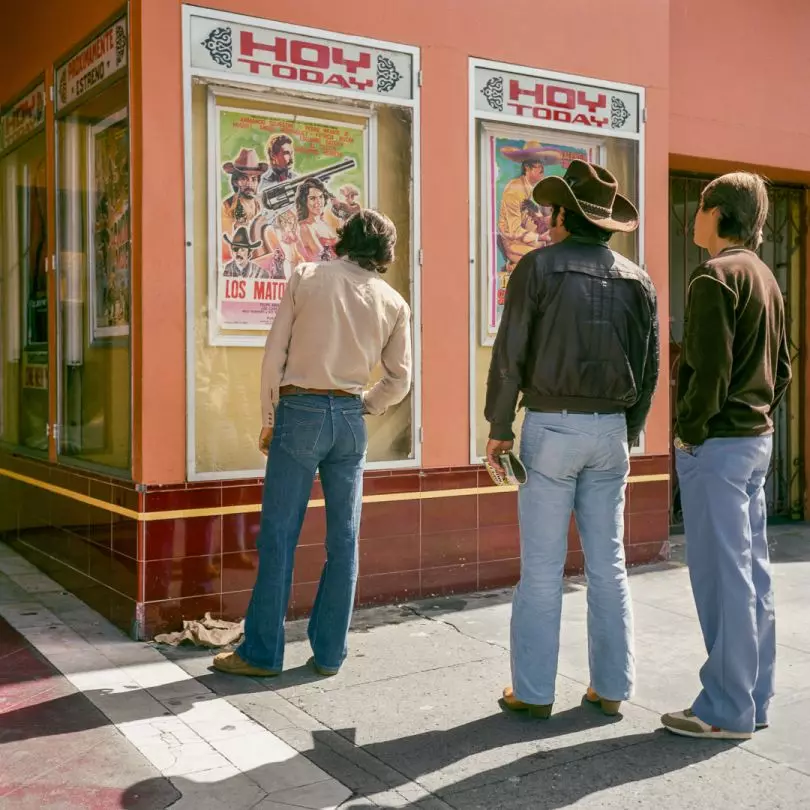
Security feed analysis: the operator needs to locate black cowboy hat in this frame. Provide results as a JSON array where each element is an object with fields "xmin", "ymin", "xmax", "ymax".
[
  {"xmin": 532, "ymin": 159, "xmax": 638, "ymax": 233},
  {"xmin": 223, "ymin": 226, "xmax": 261, "ymax": 250}
]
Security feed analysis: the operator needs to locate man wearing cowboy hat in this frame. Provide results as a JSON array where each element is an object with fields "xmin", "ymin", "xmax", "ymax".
[
  {"xmin": 497, "ymin": 142, "xmax": 561, "ymax": 270},
  {"xmin": 222, "ymin": 227, "xmax": 268, "ymax": 279},
  {"xmin": 486, "ymin": 159, "xmax": 659, "ymax": 721},
  {"xmin": 221, "ymin": 147, "xmax": 268, "ymax": 234}
]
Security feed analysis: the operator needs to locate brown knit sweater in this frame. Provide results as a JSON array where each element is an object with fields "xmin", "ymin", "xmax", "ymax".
[{"xmin": 676, "ymin": 247, "xmax": 792, "ymax": 446}]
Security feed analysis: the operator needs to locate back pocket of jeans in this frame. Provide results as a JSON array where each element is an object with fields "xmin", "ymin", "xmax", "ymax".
[
  {"xmin": 527, "ymin": 426, "xmax": 580, "ymax": 478},
  {"xmin": 280, "ymin": 402, "xmax": 326, "ymax": 457},
  {"xmin": 341, "ymin": 409, "xmax": 368, "ymax": 456}
]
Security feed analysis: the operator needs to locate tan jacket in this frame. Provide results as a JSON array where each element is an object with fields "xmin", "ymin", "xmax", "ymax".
[{"xmin": 260, "ymin": 259, "xmax": 412, "ymax": 428}]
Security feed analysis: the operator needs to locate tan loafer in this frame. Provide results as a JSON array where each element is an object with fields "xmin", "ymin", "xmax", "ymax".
[
  {"xmin": 501, "ymin": 686, "xmax": 553, "ymax": 719},
  {"xmin": 585, "ymin": 687, "xmax": 622, "ymax": 716},
  {"xmin": 307, "ymin": 657, "xmax": 340, "ymax": 677},
  {"xmin": 212, "ymin": 651, "xmax": 280, "ymax": 677}
]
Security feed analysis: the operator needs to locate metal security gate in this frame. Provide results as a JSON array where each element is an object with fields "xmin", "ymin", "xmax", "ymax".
[{"xmin": 669, "ymin": 173, "xmax": 805, "ymax": 523}]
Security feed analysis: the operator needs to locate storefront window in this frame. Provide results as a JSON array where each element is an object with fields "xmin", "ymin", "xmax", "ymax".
[
  {"xmin": 55, "ymin": 17, "xmax": 131, "ymax": 472},
  {"xmin": 0, "ymin": 83, "xmax": 49, "ymax": 454},
  {"xmin": 185, "ymin": 10, "xmax": 420, "ymax": 478},
  {"xmin": 470, "ymin": 62, "xmax": 644, "ymax": 460}
]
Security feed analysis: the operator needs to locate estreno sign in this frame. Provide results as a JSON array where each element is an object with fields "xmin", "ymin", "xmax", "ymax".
[
  {"xmin": 55, "ymin": 18, "xmax": 128, "ymax": 111},
  {"xmin": 475, "ymin": 67, "xmax": 640, "ymax": 134},
  {"xmin": 189, "ymin": 15, "xmax": 414, "ymax": 102}
]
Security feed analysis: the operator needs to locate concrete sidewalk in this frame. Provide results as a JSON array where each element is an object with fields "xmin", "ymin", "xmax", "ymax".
[{"xmin": 1, "ymin": 525, "xmax": 809, "ymax": 808}]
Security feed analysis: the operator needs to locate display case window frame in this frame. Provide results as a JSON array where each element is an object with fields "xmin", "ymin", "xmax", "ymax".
[
  {"xmin": 0, "ymin": 77, "xmax": 49, "ymax": 457},
  {"xmin": 52, "ymin": 10, "xmax": 133, "ymax": 478},
  {"xmin": 182, "ymin": 6, "xmax": 422, "ymax": 481},
  {"xmin": 467, "ymin": 58, "xmax": 647, "ymax": 464}
]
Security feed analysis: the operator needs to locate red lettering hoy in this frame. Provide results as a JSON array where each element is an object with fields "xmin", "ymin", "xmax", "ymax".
[
  {"xmin": 240, "ymin": 31, "xmax": 372, "ymax": 74},
  {"xmin": 509, "ymin": 78, "xmax": 607, "ymax": 114}
]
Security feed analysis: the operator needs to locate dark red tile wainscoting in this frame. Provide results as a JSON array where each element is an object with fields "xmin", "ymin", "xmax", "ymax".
[
  {"xmin": 0, "ymin": 453, "xmax": 670, "ymax": 639},
  {"xmin": 0, "ymin": 453, "xmax": 143, "ymax": 637}
]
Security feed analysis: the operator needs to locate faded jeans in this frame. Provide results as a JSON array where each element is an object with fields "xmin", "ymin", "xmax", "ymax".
[
  {"xmin": 237, "ymin": 394, "xmax": 367, "ymax": 672},
  {"xmin": 676, "ymin": 435, "xmax": 775, "ymax": 732},
  {"xmin": 512, "ymin": 411, "xmax": 634, "ymax": 705}
]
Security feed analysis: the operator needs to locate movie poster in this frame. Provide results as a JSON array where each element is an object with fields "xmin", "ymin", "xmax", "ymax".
[
  {"xmin": 481, "ymin": 125, "xmax": 596, "ymax": 344},
  {"xmin": 215, "ymin": 106, "xmax": 367, "ymax": 336},
  {"xmin": 88, "ymin": 108, "xmax": 130, "ymax": 341}
]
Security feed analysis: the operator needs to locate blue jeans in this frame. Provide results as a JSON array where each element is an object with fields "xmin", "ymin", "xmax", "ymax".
[
  {"xmin": 237, "ymin": 394, "xmax": 367, "ymax": 671},
  {"xmin": 676, "ymin": 435, "xmax": 775, "ymax": 733},
  {"xmin": 512, "ymin": 411, "xmax": 634, "ymax": 705}
]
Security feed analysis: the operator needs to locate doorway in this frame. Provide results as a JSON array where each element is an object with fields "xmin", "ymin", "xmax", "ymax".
[{"xmin": 669, "ymin": 173, "xmax": 805, "ymax": 526}]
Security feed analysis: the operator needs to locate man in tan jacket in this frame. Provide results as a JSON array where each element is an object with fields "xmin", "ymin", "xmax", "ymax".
[{"xmin": 214, "ymin": 210, "xmax": 412, "ymax": 678}]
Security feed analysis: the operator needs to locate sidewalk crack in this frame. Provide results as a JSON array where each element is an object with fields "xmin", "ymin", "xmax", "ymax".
[{"xmin": 399, "ymin": 606, "xmax": 509, "ymax": 654}]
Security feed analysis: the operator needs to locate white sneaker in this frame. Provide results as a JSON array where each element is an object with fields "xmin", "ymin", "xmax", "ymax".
[{"xmin": 661, "ymin": 708, "xmax": 752, "ymax": 740}]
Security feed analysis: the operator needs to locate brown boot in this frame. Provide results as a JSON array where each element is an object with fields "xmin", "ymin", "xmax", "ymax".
[
  {"xmin": 501, "ymin": 686, "xmax": 553, "ymax": 719},
  {"xmin": 585, "ymin": 687, "xmax": 622, "ymax": 716},
  {"xmin": 213, "ymin": 651, "xmax": 280, "ymax": 677}
]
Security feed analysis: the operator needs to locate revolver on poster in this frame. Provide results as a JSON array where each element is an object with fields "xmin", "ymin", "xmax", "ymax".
[{"xmin": 262, "ymin": 158, "xmax": 357, "ymax": 213}]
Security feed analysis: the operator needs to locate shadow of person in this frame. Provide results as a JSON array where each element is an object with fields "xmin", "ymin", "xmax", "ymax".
[
  {"xmin": 0, "ymin": 661, "xmax": 733, "ymax": 809},
  {"xmin": 119, "ymin": 723, "xmax": 732, "ymax": 810}
]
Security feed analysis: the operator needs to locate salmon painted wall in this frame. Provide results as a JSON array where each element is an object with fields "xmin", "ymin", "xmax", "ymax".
[
  {"xmin": 0, "ymin": 2, "xmax": 124, "ymax": 100},
  {"xmin": 137, "ymin": 0, "xmax": 672, "ymax": 482},
  {"xmin": 1, "ymin": 0, "xmax": 672, "ymax": 484},
  {"xmin": 670, "ymin": 0, "xmax": 810, "ymax": 174}
]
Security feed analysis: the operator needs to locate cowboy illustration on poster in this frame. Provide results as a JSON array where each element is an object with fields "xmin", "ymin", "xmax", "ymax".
[
  {"xmin": 221, "ymin": 148, "xmax": 265, "ymax": 235},
  {"xmin": 215, "ymin": 105, "xmax": 367, "ymax": 335},
  {"xmin": 88, "ymin": 107, "xmax": 130, "ymax": 340},
  {"xmin": 222, "ymin": 227, "xmax": 268, "ymax": 279},
  {"xmin": 482, "ymin": 127, "xmax": 593, "ymax": 343}
]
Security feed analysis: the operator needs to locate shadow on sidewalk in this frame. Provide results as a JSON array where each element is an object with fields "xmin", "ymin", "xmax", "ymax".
[
  {"xmin": 0, "ymin": 676, "xmax": 730, "ymax": 809},
  {"xmin": 118, "ymin": 723, "xmax": 730, "ymax": 809}
]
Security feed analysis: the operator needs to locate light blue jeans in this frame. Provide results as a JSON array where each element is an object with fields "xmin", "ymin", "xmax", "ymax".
[
  {"xmin": 676, "ymin": 435, "xmax": 775, "ymax": 733},
  {"xmin": 512, "ymin": 411, "xmax": 634, "ymax": 705},
  {"xmin": 238, "ymin": 394, "xmax": 367, "ymax": 672}
]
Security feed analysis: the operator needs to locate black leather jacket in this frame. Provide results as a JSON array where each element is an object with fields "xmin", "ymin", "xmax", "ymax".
[{"xmin": 485, "ymin": 236, "xmax": 659, "ymax": 444}]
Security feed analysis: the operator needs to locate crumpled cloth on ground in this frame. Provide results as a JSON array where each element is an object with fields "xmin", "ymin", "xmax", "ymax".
[{"xmin": 154, "ymin": 613, "xmax": 244, "ymax": 648}]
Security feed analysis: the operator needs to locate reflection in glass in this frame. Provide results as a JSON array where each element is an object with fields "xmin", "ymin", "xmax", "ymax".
[
  {"xmin": 0, "ymin": 131, "xmax": 49, "ymax": 453},
  {"xmin": 56, "ymin": 79, "xmax": 131, "ymax": 472}
]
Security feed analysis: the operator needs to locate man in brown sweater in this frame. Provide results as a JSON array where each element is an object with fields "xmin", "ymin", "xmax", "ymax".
[{"xmin": 662, "ymin": 173, "xmax": 792, "ymax": 740}]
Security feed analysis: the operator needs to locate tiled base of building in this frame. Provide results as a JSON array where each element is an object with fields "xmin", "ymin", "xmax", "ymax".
[{"xmin": 0, "ymin": 454, "xmax": 670, "ymax": 639}]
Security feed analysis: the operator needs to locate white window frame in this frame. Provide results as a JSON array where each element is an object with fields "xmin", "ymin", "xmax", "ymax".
[
  {"xmin": 468, "ymin": 57, "xmax": 647, "ymax": 464},
  {"xmin": 182, "ymin": 6, "xmax": 422, "ymax": 481}
]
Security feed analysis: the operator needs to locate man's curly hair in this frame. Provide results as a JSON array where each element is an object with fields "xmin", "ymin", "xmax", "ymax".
[{"xmin": 335, "ymin": 209, "xmax": 397, "ymax": 273}]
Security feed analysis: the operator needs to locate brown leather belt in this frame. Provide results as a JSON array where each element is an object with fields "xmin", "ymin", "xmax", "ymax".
[{"xmin": 279, "ymin": 385, "xmax": 357, "ymax": 398}]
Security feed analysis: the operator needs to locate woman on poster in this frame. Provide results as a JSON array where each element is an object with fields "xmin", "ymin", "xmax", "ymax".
[{"xmin": 295, "ymin": 177, "xmax": 340, "ymax": 262}]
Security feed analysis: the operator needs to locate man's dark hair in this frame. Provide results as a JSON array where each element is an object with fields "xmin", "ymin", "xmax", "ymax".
[
  {"xmin": 295, "ymin": 177, "xmax": 329, "ymax": 221},
  {"xmin": 268, "ymin": 133, "xmax": 293, "ymax": 157},
  {"xmin": 335, "ymin": 209, "xmax": 397, "ymax": 273},
  {"xmin": 551, "ymin": 205, "xmax": 613, "ymax": 243},
  {"xmin": 700, "ymin": 172, "xmax": 768, "ymax": 249},
  {"xmin": 522, "ymin": 161, "xmax": 543, "ymax": 177}
]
